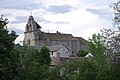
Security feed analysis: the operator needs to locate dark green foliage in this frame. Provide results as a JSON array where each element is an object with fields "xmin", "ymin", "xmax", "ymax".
[
  {"xmin": 0, "ymin": 16, "xmax": 17, "ymax": 55},
  {"xmin": 55, "ymin": 59, "xmax": 98, "ymax": 80},
  {"xmin": 1, "ymin": 38, "xmax": 51, "ymax": 80},
  {"xmin": 85, "ymin": 33, "xmax": 112, "ymax": 80},
  {"xmin": 10, "ymin": 45, "xmax": 50, "ymax": 80},
  {"xmin": 0, "ymin": 15, "xmax": 17, "ymax": 80},
  {"xmin": 88, "ymin": 33, "xmax": 106, "ymax": 56},
  {"xmin": 39, "ymin": 45, "xmax": 51, "ymax": 65},
  {"xmin": 87, "ymin": 33, "xmax": 107, "ymax": 65},
  {"xmin": 77, "ymin": 50, "xmax": 89, "ymax": 57},
  {"xmin": 48, "ymin": 66, "xmax": 61, "ymax": 80},
  {"xmin": 111, "ymin": 63, "xmax": 120, "ymax": 80},
  {"xmin": 78, "ymin": 59, "xmax": 98, "ymax": 80}
]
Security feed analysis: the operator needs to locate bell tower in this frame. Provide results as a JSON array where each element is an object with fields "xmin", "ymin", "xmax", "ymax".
[{"xmin": 24, "ymin": 15, "xmax": 41, "ymax": 47}]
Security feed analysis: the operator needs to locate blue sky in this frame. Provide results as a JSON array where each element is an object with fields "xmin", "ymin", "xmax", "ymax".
[{"xmin": 0, "ymin": 0, "xmax": 116, "ymax": 44}]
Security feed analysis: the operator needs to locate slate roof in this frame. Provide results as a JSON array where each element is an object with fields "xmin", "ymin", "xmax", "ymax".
[
  {"xmin": 47, "ymin": 45, "xmax": 61, "ymax": 52},
  {"xmin": 75, "ymin": 37, "xmax": 88, "ymax": 45},
  {"xmin": 47, "ymin": 45, "xmax": 69, "ymax": 52},
  {"xmin": 28, "ymin": 15, "xmax": 41, "ymax": 29},
  {"xmin": 35, "ymin": 22, "xmax": 41, "ymax": 29},
  {"xmin": 44, "ymin": 33, "xmax": 78, "ymax": 40}
]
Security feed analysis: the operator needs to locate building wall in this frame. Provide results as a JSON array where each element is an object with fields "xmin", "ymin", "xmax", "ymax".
[
  {"xmin": 24, "ymin": 32, "xmax": 35, "ymax": 46},
  {"xmin": 47, "ymin": 39, "xmax": 81, "ymax": 55},
  {"xmin": 58, "ymin": 45, "xmax": 69, "ymax": 57},
  {"xmin": 24, "ymin": 16, "xmax": 87, "ymax": 56},
  {"xmin": 50, "ymin": 46, "xmax": 70, "ymax": 58},
  {"xmin": 24, "ymin": 31, "xmax": 86, "ymax": 56}
]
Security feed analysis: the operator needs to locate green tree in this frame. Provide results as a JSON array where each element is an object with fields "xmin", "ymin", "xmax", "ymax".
[
  {"xmin": 0, "ymin": 15, "xmax": 17, "ymax": 80},
  {"xmin": 87, "ymin": 33, "xmax": 112, "ymax": 80},
  {"xmin": 87, "ymin": 33, "xmax": 106, "ymax": 63},
  {"xmin": 39, "ymin": 45, "xmax": 51, "ymax": 65},
  {"xmin": 11, "ymin": 45, "xmax": 50, "ymax": 80},
  {"xmin": 47, "ymin": 66, "xmax": 61, "ymax": 80},
  {"xmin": 77, "ymin": 49, "xmax": 89, "ymax": 57},
  {"xmin": 58, "ymin": 59, "xmax": 98, "ymax": 80},
  {"xmin": 8, "ymin": 45, "xmax": 51, "ymax": 80}
]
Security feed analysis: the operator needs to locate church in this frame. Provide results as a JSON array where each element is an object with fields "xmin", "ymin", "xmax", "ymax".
[{"xmin": 24, "ymin": 15, "xmax": 87, "ymax": 56}]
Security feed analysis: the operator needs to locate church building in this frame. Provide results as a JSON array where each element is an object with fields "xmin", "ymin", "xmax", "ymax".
[{"xmin": 24, "ymin": 15, "xmax": 87, "ymax": 56}]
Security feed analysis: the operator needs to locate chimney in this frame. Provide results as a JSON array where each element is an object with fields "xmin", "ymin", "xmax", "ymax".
[{"xmin": 56, "ymin": 31, "xmax": 60, "ymax": 34}]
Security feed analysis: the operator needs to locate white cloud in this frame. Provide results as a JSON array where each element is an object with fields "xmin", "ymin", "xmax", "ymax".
[
  {"xmin": 40, "ymin": 8, "xmax": 112, "ymax": 39},
  {"xmin": 0, "ymin": 0, "xmax": 115, "ymax": 43}
]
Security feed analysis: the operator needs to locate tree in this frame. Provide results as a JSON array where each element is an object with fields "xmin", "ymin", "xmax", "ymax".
[
  {"xmin": 87, "ymin": 33, "xmax": 106, "ymax": 63},
  {"xmin": 100, "ymin": 1, "xmax": 120, "ymax": 79},
  {"xmin": 38, "ymin": 45, "xmax": 51, "ymax": 65},
  {"xmin": 103, "ymin": 1, "xmax": 120, "ymax": 64},
  {"xmin": 87, "ymin": 33, "xmax": 112, "ymax": 80},
  {"xmin": 77, "ymin": 49, "xmax": 89, "ymax": 57},
  {"xmin": 58, "ymin": 59, "xmax": 98, "ymax": 80},
  {"xmin": 0, "ymin": 15, "xmax": 17, "ymax": 80},
  {"xmin": 47, "ymin": 66, "xmax": 61, "ymax": 80},
  {"xmin": 11, "ymin": 45, "xmax": 50, "ymax": 80}
]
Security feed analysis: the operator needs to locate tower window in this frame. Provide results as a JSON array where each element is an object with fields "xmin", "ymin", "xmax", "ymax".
[
  {"xmin": 29, "ymin": 24, "xmax": 32, "ymax": 31},
  {"xmin": 26, "ymin": 25, "xmax": 29, "ymax": 32},
  {"xmin": 27, "ymin": 40, "xmax": 30, "ymax": 45}
]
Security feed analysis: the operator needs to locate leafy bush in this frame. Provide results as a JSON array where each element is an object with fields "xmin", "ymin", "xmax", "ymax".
[{"xmin": 77, "ymin": 50, "xmax": 89, "ymax": 57}]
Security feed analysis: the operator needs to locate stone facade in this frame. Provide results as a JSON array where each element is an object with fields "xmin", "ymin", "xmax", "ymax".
[
  {"xmin": 24, "ymin": 15, "xmax": 87, "ymax": 56},
  {"xmin": 48, "ymin": 45, "xmax": 70, "ymax": 58}
]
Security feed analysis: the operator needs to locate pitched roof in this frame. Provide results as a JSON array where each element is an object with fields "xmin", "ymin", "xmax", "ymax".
[
  {"xmin": 35, "ymin": 21, "xmax": 41, "ymax": 29},
  {"xmin": 47, "ymin": 45, "xmax": 61, "ymax": 52},
  {"xmin": 75, "ymin": 37, "xmax": 88, "ymax": 45},
  {"xmin": 27, "ymin": 15, "xmax": 41, "ymax": 29},
  {"xmin": 47, "ymin": 45, "xmax": 69, "ymax": 52},
  {"xmin": 28, "ymin": 15, "xmax": 34, "ymax": 23},
  {"xmin": 44, "ymin": 33, "xmax": 78, "ymax": 40}
]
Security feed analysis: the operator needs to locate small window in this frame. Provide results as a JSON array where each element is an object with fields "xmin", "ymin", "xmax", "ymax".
[
  {"xmin": 51, "ymin": 51, "xmax": 53, "ymax": 55},
  {"xmin": 27, "ymin": 40, "xmax": 30, "ymax": 45},
  {"xmin": 29, "ymin": 24, "xmax": 32, "ymax": 31},
  {"xmin": 26, "ymin": 25, "xmax": 29, "ymax": 32}
]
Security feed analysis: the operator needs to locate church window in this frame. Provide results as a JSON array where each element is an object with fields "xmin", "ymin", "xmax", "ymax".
[
  {"xmin": 26, "ymin": 25, "xmax": 29, "ymax": 32},
  {"xmin": 29, "ymin": 24, "xmax": 32, "ymax": 31},
  {"xmin": 27, "ymin": 40, "xmax": 30, "ymax": 45}
]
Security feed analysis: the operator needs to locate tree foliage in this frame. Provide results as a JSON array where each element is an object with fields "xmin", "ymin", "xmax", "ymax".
[
  {"xmin": 10, "ymin": 45, "xmax": 50, "ymax": 80},
  {"xmin": 88, "ymin": 33, "xmax": 106, "ymax": 56},
  {"xmin": 47, "ymin": 59, "xmax": 97, "ymax": 80},
  {"xmin": 0, "ymin": 16, "xmax": 51, "ymax": 80},
  {"xmin": 77, "ymin": 49, "xmax": 89, "ymax": 57},
  {"xmin": 86, "ymin": 33, "xmax": 112, "ymax": 80},
  {"xmin": 87, "ymin": 33, "xmax": 107, "ymax": 64},
  {"xmin": 0, "ymin": 15, "xmax": 17, "ymax": 80},
  {"xmin": 38, "ymin": 45, "xmax": 51, "ymax": 65}
]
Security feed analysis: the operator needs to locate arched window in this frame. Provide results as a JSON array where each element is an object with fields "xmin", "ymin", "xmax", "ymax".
[
  {"xmin": 27, "ymin": 40, "xmax": 30, "ymax": 45},
  {"xmin": 29, "ymin": 24, "xmax": 32, "ymax": 31},
  {"xmin": 26, "ymin": 25, "xmax": 29, "ymax": 32}
]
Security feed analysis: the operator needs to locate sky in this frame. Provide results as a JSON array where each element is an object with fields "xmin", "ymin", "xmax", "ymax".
[{"xmin": 0, "ymin": 0, "xmax": 117, "ymax": 44}]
